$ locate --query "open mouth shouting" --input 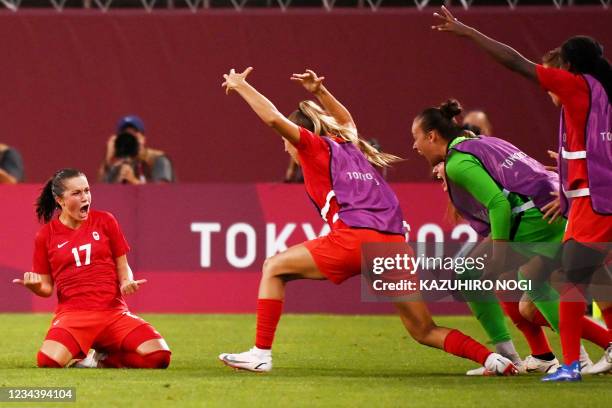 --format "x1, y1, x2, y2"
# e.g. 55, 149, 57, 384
79, 204, 90, 217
